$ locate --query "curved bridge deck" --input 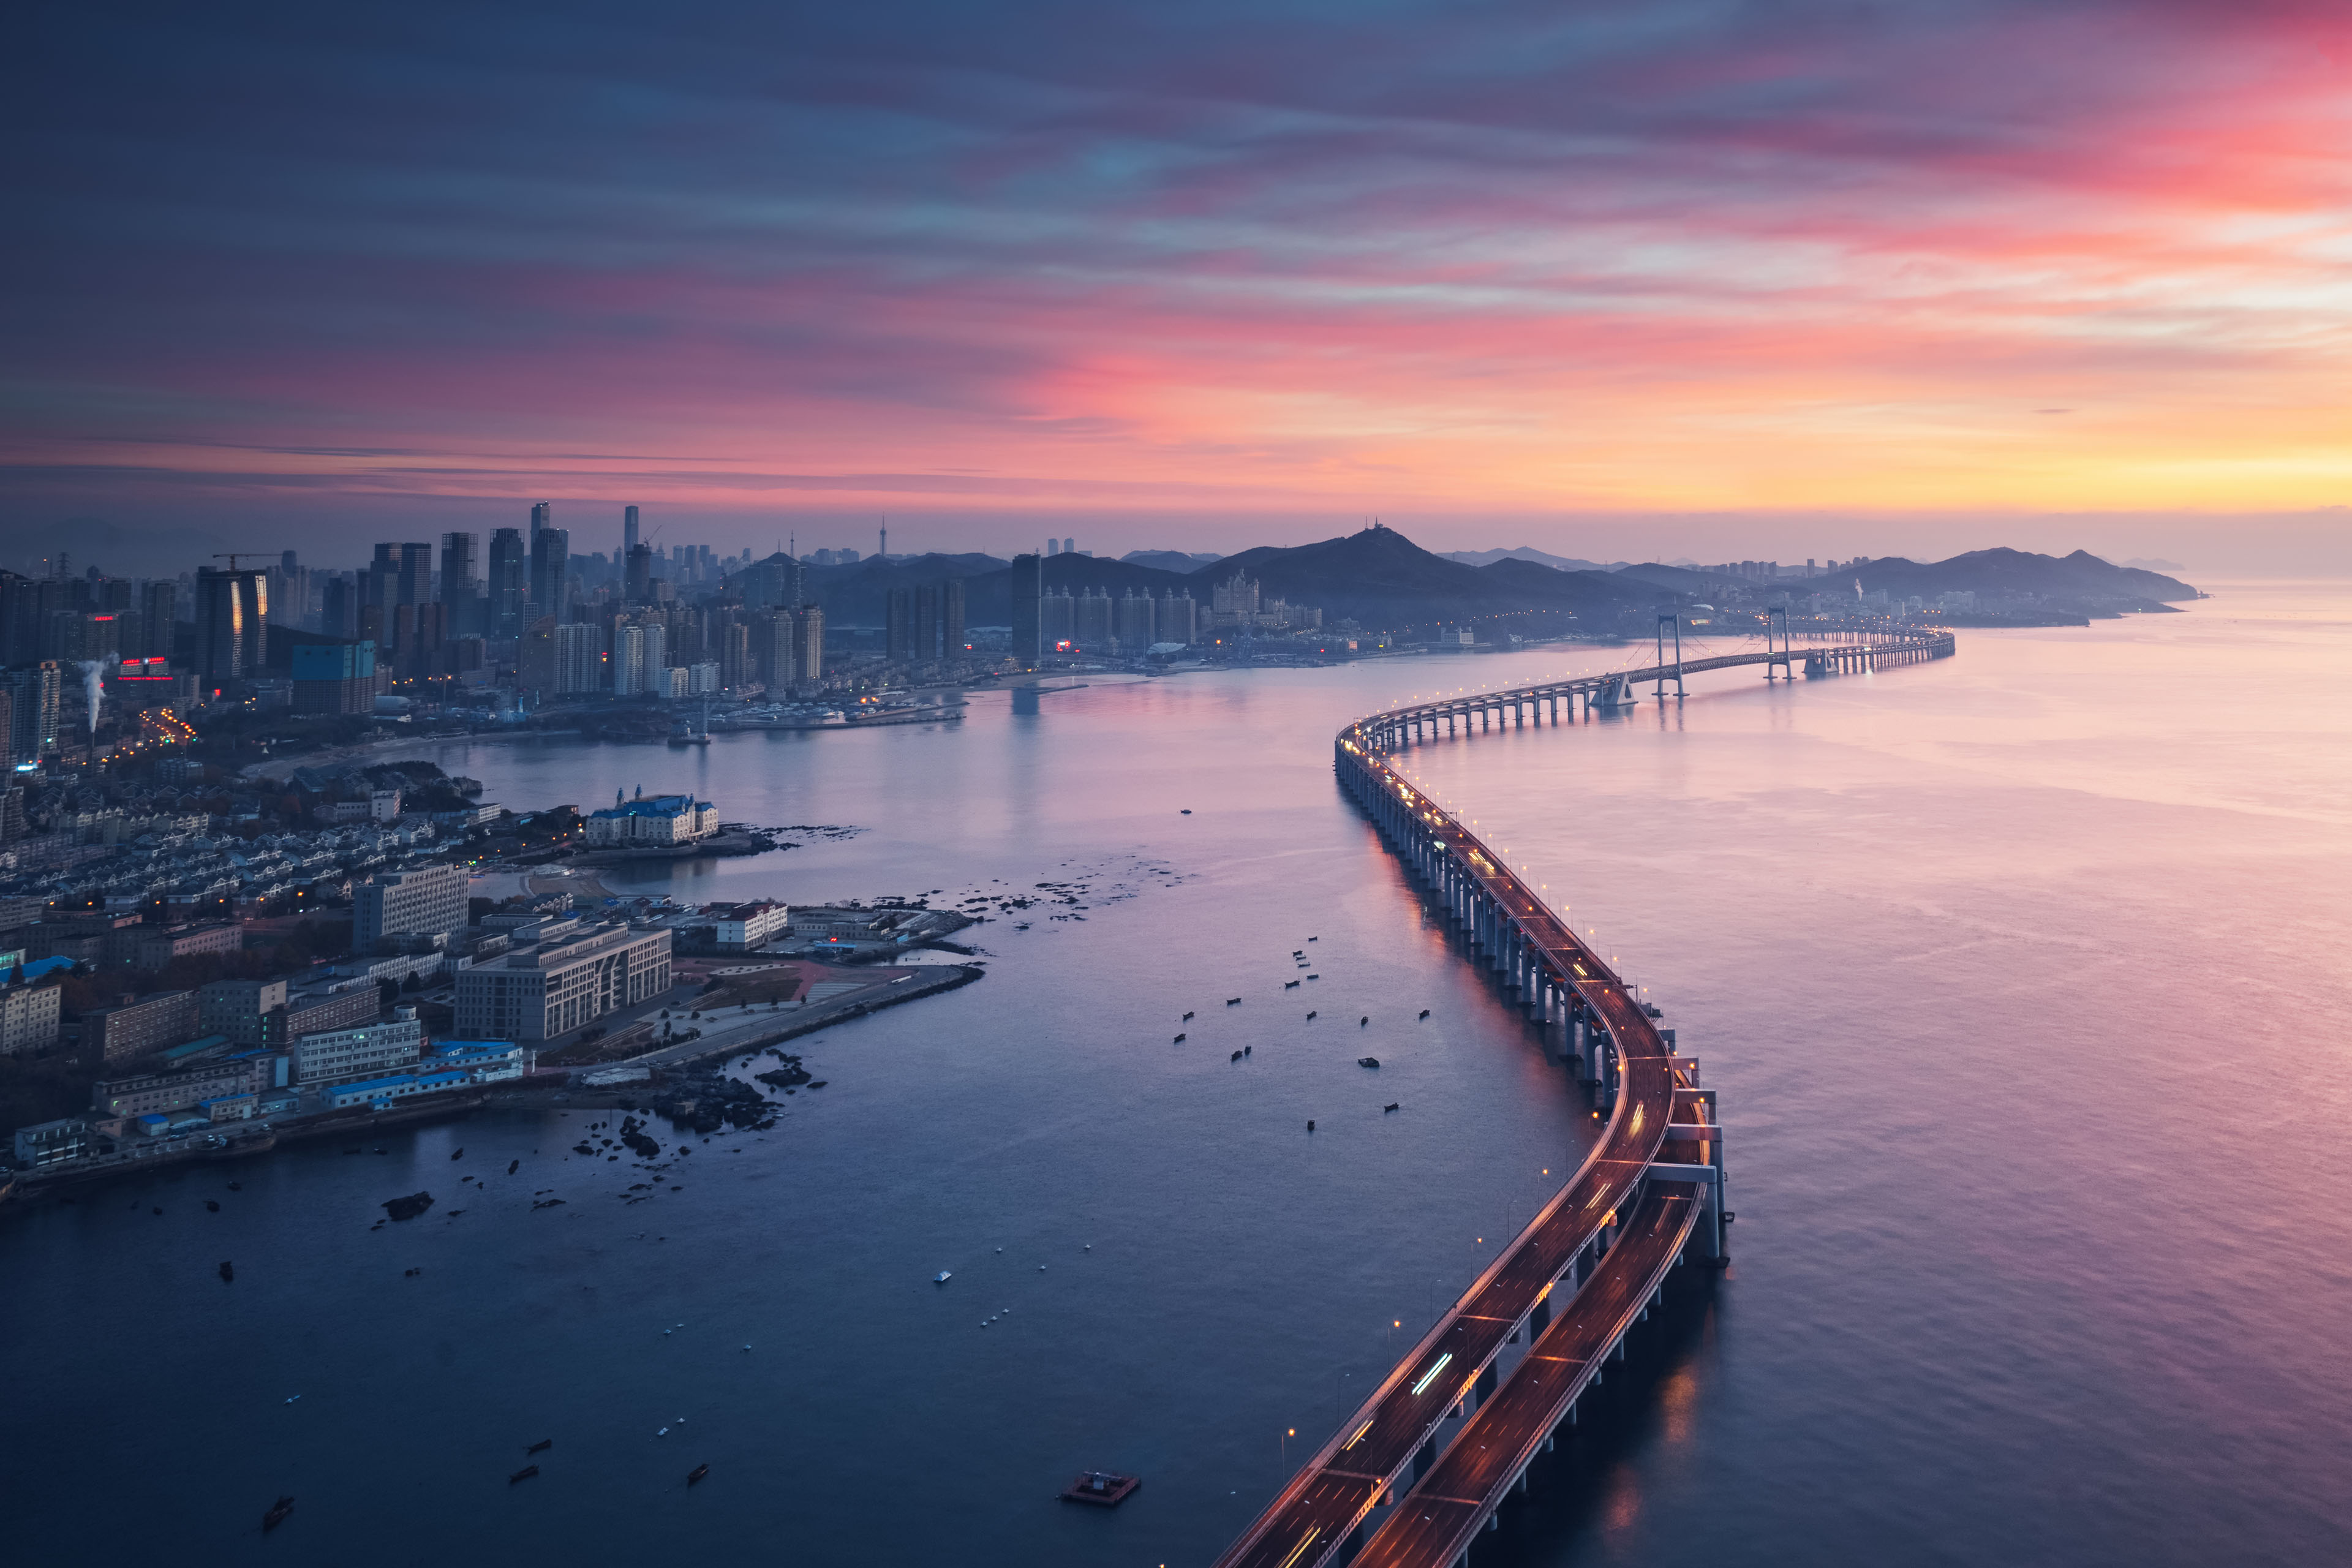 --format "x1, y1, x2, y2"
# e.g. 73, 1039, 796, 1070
1211, 630, 1952, 1568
